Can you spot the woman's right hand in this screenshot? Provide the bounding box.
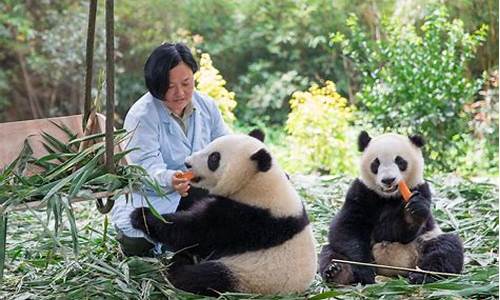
[172,171,190,197]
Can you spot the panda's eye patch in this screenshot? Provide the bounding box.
[208,152,221,171]
[370,158,380,174]
[395,156,408,171]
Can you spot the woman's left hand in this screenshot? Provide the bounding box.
[172,171,191,197]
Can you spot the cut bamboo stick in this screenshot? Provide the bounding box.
[330,259,461,277]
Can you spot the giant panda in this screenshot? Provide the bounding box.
[318,131,464,285]
[130,131,317,296]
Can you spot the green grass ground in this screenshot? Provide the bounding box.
[1,174,498,299]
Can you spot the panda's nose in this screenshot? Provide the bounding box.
[184,162,192,169]
[381,177,396,185]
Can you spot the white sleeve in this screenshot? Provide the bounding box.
[124,113,176,193]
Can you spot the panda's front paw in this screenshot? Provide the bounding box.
[130,207,152,232]
[321,260,355,285]
[323,261,343,282]
[405,192,430,224]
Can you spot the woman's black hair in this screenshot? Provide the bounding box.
[144,43,198,100]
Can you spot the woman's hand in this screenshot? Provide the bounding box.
[172,171,190,197]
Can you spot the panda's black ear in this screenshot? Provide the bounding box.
[409,135,425,148]
[358,131,371,152]
[249,129,265,142]
[250,148,272,172]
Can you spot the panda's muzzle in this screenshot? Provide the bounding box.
[381,185,398,193]
[190,176,202,183]
[380,177,398,193]
[183,162,201,182]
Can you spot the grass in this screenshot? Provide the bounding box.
[0,174,498,299]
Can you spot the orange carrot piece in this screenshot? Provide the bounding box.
[176,171,195,181]
[398,180,412,202]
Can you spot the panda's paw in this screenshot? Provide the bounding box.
[323,261,343,281]
[408,272,436,284]
[405,193,430,223]
[130,207,151,232]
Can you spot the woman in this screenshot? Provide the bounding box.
[111,43,229,256]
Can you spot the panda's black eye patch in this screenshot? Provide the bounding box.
[370,158,380,174]
[395,156,408,171]
[208,152,221,171]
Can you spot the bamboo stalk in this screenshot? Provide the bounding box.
[105,0,115,174]
[83,0,98,130]
[0,214,7,280]
[330,259,462,277]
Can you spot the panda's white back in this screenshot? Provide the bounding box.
[219,224,317,294]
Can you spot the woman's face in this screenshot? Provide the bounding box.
[164,62,194,115]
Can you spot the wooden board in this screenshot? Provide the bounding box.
[0,113,129,211]
[0,113,128,171]
[0,115,84,170]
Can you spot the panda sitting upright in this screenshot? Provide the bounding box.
[319,131,463,284]
[130,131,317,296]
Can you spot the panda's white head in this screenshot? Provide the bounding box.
[185,130,276,198]
[358,131,425,198]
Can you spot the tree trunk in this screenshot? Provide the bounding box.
[15,50,43,119]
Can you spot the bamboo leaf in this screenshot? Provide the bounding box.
[49,120,78,141]
[44,147,105,182]
[139,193,167,223]
[68,128,126,146]
[42,169,83,204]
[9,139,34,175]
[68,158,98,198]
[40,132,71,154]
[61,197,79,255]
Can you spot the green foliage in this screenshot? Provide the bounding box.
[182,0,353,124]
[194,53,237,127]
[0,1,106,119]
[332,7,488,172]
[240,67,309,124]
[0,1,497,178]
[0,1,34,116]
[283,81,356,175]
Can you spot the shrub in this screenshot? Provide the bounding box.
[331,7,487,172]
[460,70,499,176]
[194,53,237,127]
[283,81,356,175]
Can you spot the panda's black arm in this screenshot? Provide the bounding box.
[401,182,433,239]
[130,207,205,251]
[372,182,433,243]
[325,206,376,283]
[328,179,379,261]
[328,211,374,261]
[130,198,288,254]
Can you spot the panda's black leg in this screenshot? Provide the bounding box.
[168,261,237,296]
[409,233,464,284]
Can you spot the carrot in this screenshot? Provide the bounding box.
[398,180,412,202]
[176,170,195,181]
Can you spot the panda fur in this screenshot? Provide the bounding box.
[318,131,464,284]
[130,131,317,296]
